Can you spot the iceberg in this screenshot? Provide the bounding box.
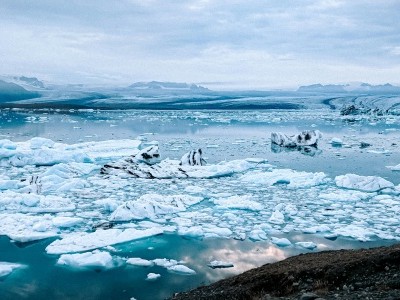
[146,273,161,281]
[240,169,328,189]
[335,174,394,192]
[126,258,154,267]
[213,195,263,211]
[180,149,206,166]
[207,260,234,269]
[0,262,24,278]
[167,265,196,275]
[57,250,119,270]
[46,227,163,254]
[271,130,322,147]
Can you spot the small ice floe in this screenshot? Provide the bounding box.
[295,242,317,250]
[57,250,120,270]
[52,216,84,228]
[268,210,285,225]
[271,130,322,147]
[46,227,163,254]
[133,145,161,165]
[110,194,203,221]
[126,258,154,267]
[167,265,196,275]
[387,164,400,171]
[0,262,24,278]
[179,149,206,166]
[153,258,179,268]
[335,174,394,192]
[207,260,234,269]
[271,237,292,247]
[330,138,343,146]
[146,273,161,281]
[240,168,328,189]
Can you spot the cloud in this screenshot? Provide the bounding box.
[0,0,399,87]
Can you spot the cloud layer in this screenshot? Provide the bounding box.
[1,0,399,88]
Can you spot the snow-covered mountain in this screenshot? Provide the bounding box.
[298,82,400,94]
[129,81,209,91]
[0,80,41,102]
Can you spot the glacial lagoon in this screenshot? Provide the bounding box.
[1,108,400,300]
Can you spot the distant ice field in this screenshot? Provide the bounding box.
[0,108,400,300]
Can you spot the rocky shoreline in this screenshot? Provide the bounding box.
[170,244,400,300]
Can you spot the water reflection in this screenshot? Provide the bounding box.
[271,143,322,157]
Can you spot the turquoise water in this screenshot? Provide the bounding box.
[1,234,398,300]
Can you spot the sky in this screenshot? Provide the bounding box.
[0,0,399,89]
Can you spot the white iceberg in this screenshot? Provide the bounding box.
[146,273,161,281]
[241,168,328,189]
[167,265,196,275]
[46,227,163,254]
[207,260,234,269]
[57,250,118,270]
[335,174,394,192]
[126,258,154,267]
[271,237,292,247]
[0,262,24,278]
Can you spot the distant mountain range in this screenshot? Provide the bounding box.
[0,80,40,102]
[297,83,400,93]
[129,81,209,91]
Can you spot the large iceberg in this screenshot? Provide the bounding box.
[271,130,322,147]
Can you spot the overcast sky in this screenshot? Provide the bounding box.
[0,0,399,89]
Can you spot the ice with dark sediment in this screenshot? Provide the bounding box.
[271,130,322,147]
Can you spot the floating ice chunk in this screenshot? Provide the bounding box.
[295,242,317,250]
[269,210,285,224]
[29,137,55,149]
[93,199,119,212]
[0,180,22,190]
[330,138,343,146]
[318,189,371,202]
[335,174,394,192]
[167,265,196,275]
[334,224,376,242]
[271,237,292,247]
[207,260,234,269]
[0,213,58,242]
[271,132,296,147]
[153,258,179,268]
[387,164,400,171]
[57,251,117,270]
[46,228,163,254]
[213,195,263,211]
[241,169,328,189]
[0,262,24,278]
[177,226,204,238]
[134,145,160,165]
[126,258,154,267]
[110,194,203,221]
[184,186,206,194]
[203,225,233,238]
[52,217,84,228]
[146,273,161,281]
[180,149,206,166]
[271,130,322,147]
[0,139,17,150]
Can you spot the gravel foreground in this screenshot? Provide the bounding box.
[170,244,400,300]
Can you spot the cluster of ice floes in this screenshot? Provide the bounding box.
[0,137,141,166]
[110,194,204,221]
[101,145,262,179]
[1,137,400,273]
